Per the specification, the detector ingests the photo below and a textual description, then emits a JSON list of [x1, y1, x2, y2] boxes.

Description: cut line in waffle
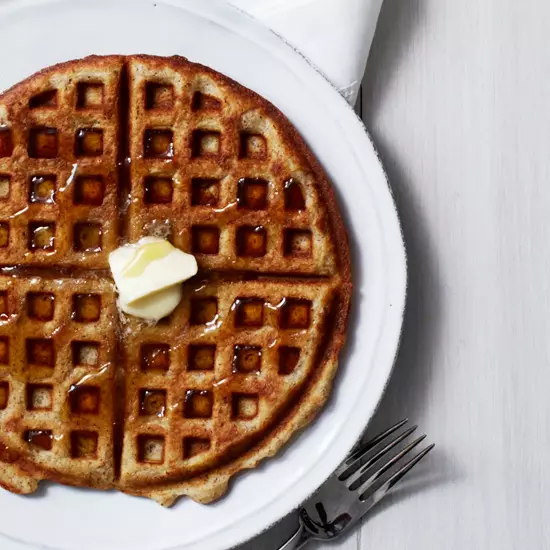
[[0, 55, 351, 505]]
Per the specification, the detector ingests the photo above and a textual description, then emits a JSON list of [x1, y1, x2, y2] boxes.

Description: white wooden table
[[240, 0, 550, 548]]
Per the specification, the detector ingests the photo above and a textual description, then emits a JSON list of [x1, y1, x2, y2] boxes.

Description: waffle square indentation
[[284, 179, 306, 211], [231, 393, 259, 420], [192, 226, 220, 255], [191, 92, 221, 112], [74, 176, 105, 206], [144, 129, 174, 158], [71, 430, 98, 458], [190, 298, 218, 326], [237, 178, 268, 210], [233, 345, 262, 373], [191, 178, 220, 207], [27, 292, 55, 321], [284, 229, 313, 257], [70, 385, 100, 414], [24, 429, 52, 450], [183, 436, 211, 459], [236, 226, 267, 257], [29, 175, 56, 204], [0, 223, 8, 248], [0, 292, 7, 318], [145, 82, 174, 110], [73, 223, 102, 252], [138, 435, 165, 464], [0, 174, 10, 200], [141, 343, 171, 372], [72, 341, 99, 367], [139, 389, 167, 417], [26, 384, 53, 411], [0, 381, 8, 409], [188, 344, 216, 371], [76, 83, 104, 109], [280, 299, 312, 329], [28, 222, 55, 250], [26, 338, 55, 367], [239, 133, 267, 160], [72, 294, 101, 322], [0, 337, 8, 365], [184, 390, 213, 418], [278, 346, 301, 375], [144, 176, 173, 204], [234, 298, 264, 328], [28, 127, 57, 158], [191, 130, 220, 158], [29, 90, 57, 109], [75, 129, 104, 157], [0, 128, 13, 158]]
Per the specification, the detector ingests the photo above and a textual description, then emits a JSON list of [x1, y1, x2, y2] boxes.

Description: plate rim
[[0, 1, 407, 549]]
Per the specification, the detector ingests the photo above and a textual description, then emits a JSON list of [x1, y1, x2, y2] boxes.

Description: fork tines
[[339, 419, 435, 500]]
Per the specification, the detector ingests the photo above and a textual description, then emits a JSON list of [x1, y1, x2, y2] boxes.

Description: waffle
[[0, 275, 118, 491], [0, 56, 123, 268], [0, 55, 351, 505], [127, 57, 339, 275]]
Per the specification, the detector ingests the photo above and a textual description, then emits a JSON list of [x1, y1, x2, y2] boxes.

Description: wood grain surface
[[239, 0, 550, 548]]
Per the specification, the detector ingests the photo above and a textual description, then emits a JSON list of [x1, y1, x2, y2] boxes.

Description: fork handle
[[278, 512, 314, 550]]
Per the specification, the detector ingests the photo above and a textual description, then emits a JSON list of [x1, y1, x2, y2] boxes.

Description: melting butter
[[109, 237, 198, 320], [123, 240, 173, 278], [119, 284, 183, 321]]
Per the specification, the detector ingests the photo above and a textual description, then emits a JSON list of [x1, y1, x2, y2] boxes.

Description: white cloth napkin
[[228, 0, 383, 105]]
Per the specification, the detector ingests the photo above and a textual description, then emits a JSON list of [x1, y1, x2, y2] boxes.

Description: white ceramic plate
[[0, 1, 406, 548]]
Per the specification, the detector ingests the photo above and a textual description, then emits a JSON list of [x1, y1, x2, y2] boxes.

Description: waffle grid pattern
[[0, 55, 347, 504], [120, 280, 332, 483], [127, 59, 336, 275], [0, 276, 117, 485], [0, 60, 121, 267]]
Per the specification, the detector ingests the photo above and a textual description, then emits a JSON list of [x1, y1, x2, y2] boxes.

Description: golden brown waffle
[[127, 57, 339, 275], [0, 275, 118, 491], [0, 55, 351, 505], [0, 56, 123, 268]]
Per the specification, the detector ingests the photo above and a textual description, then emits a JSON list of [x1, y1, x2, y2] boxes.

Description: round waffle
[[0, 55, 351, 505]]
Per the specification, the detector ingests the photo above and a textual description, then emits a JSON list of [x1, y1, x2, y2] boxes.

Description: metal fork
[[278, 419, 434, 550]]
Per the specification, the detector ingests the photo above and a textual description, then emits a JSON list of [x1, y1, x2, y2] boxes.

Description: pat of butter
[[118, 284, 183, 321], [109, 237, 197, 306]]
